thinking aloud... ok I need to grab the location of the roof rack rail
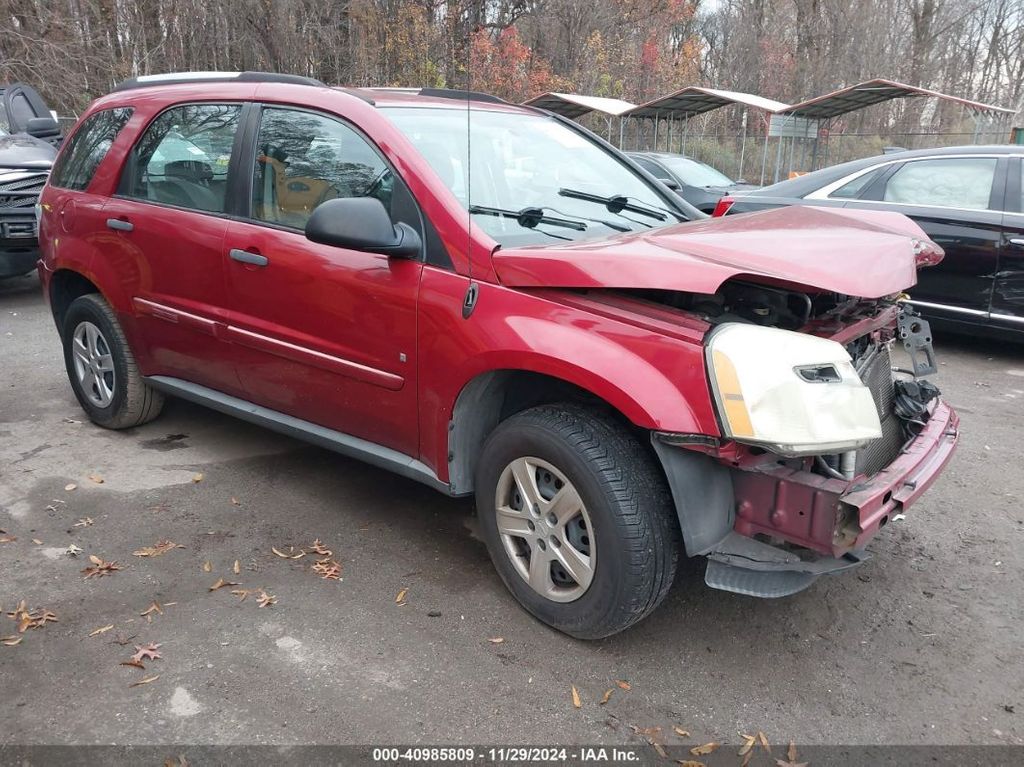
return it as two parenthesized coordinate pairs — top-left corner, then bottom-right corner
(112, 71), (325, 92)
(417, 88), (506, 104)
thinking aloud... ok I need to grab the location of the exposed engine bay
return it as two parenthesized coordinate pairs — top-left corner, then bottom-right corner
(623, 279), (944, 481)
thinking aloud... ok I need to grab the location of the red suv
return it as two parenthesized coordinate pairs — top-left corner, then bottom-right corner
(38, 72), (958, 638)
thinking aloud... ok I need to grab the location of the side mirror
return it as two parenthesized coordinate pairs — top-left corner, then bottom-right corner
(305, 197), (421, 258)
(25, 116), (60, 139)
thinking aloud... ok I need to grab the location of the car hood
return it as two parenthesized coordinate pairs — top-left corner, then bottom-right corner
(492, 205), (926, 299)
(0, 133), (56, 168)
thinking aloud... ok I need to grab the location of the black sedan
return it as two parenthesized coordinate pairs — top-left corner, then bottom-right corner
(627, 151), (756, 214)
(715, 145), (1024, 340)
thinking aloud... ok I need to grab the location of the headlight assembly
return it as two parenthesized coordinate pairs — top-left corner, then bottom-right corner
(706, 323), (882, 456)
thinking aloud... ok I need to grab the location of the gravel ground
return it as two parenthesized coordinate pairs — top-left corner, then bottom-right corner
(1, 271), (1021, 751)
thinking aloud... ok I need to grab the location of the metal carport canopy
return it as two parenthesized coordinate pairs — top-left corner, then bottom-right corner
(781, 78), (1016, 119)
(522, 92), (637, 119)
(625, 86), (789, 119)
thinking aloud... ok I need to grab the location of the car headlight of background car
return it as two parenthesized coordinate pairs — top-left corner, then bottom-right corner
(706, 323), (881, 456)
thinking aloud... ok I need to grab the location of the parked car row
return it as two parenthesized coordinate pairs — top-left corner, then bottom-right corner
(35, 72), (958, 638)
(713, 145), (1024, 340)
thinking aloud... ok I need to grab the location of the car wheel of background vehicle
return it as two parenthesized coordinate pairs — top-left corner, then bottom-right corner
(62, 294), (164, 429)
(475, 404), (680, 639)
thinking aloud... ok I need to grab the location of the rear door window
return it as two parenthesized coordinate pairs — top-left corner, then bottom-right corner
(121, 104), (241, 213)
(880, 157), (998, 210)
(828, 166), (885, 199)
(49, 107), (133, 191)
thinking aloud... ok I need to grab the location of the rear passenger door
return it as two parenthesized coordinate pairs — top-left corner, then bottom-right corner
(994, 156), (1024, 332)
(849, 155), (1005, 324)
(102, 102), (246, 396)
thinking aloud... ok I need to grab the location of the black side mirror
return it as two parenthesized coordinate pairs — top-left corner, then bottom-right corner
(305, 197), (421, 258)
(25, 116), (60, 139)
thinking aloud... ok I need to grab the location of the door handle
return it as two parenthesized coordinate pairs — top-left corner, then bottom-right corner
(1009, 238), (1024, 248)
(106, 218), (133, 232)
(229, 249), (269, 267)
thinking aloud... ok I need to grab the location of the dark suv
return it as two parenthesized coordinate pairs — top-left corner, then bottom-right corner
(38, 72), (957, 638)
(0, 82), (62, 278)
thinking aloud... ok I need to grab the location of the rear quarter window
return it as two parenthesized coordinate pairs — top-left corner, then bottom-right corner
(50, 107), (133, 191)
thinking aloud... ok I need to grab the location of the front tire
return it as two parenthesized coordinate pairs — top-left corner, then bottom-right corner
(62, 294), (164, 429)
(475, 405), (680, 639)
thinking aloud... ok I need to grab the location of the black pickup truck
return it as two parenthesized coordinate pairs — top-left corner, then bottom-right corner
(0, 82), (62, 278)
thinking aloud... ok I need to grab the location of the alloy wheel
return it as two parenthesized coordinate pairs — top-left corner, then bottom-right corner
(71, 321), (115, 408)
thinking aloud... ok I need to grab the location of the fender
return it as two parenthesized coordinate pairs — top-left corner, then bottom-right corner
(416, 268), (721, 486)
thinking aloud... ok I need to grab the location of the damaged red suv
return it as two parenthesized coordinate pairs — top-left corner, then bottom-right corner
(37, 73), (958, 638)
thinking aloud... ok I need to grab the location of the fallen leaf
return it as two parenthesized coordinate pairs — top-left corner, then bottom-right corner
(676, 762), (705, 767)
(758, 731), (771, 753)
(32, 538), (42, 545)
(202, 561), (212, 572)
(272, 546), (305, 560)
(739, 734), (757, 756)
(600, 689), (613, 705)
(6, 600), (27, 619)
(120, 659), (146, 670)
(129, 674), (160, 687)
(690, 743), (719, 756)
(140, 602), (163, 621)
(309, 539), (332, 556)
(395, 588), (408, 605)
(65, 483), (77, 491)
(192, 473), (203, 483)
(256, 590), (277, 608)
(636, 726), (662, 738)
(0, 536), (15, 543)
(131, 643), (162, 663)
(571, 686), (581, 709)
(88, 474), (104, 484)
(89, 624), (115, 637)
(82, 557), (122, 578)
(652, 743), (668, 759)
(311, 558), (342, 580)
(487, 637), (505, 644)
(208, 578), (239, 591)
(615, 679), (631, 690)
(73, 517), (94, 528)
(230, 588), (253, 602)
(789, 742), (797, 762)
(66, 544), (83, 556)
(2, 635), (23, 646)
(673, 726), (691, 737)
(133, 540), (182, 557)
(233, 560), (240, 574)
(230, 497), (240, 506)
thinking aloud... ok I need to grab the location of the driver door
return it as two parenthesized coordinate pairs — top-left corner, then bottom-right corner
(222, 105), (423, 455)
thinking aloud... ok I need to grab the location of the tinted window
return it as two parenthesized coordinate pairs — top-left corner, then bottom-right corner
(122, 104), (240, 213)
(634, 157), (672, 181)
(882, 158), (997, 210)
(251, 107), (392, 229)
(829, 166), (884, 199)
(659, 156), (733, 187)
(49, 108), (133, 191)
(9, 93), (36, 128)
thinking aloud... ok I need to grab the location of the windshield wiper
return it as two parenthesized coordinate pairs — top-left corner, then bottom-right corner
(469, 205), (587, 231)
(558, 188), (682, 222)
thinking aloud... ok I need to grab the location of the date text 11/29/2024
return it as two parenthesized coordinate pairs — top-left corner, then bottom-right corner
(372, 747), (643, 762)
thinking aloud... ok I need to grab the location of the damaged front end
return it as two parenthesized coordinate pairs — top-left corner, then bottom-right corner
(649, 280), (959, 598)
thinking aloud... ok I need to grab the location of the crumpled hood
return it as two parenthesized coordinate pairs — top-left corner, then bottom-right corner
(0, 133), (56, 168)
(492, 205), (928, 299)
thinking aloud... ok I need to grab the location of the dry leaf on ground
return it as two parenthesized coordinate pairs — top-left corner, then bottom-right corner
(615, 679), (631, 690)
(256, 591), (277, 608)
(0, 536), (15, 543)
(676, 762), (705, 767)
(758, 732), (771, 753)
(140, 602), (163, 621)
(89, 624), (114, 637)
(487, 637), (504, 644)
(1, 635), (22, 646)
(309, 539), (332, 556)
(739, 734), (757, 756)
(571, 686), (582, 709)
(600, 689), (613, 705)
(208, 578), (239, 591)
(133, 540), (182, 557)
(130, 674), (160, 687)
(230, 589), (254, 602)
(202, 561), (212, 572)
(131, 643), (162, 663)
(272, 546), (305, 560)
(673, 726), (691, 737)
(690, 743), (719, 757)
(88, 474), (104, 484)
(395, 588), (408, 605)
(65, 483), (77, 491)
(120, 659), (146, 670)
(192, 473), (204, 483)
(82, 555), (122, 578)
(230, 497), (240, 506)
(73, 518), (94, 527)
(311, 559), (342, 580)
(66, 544), (83, 557)
(233, 560), (240, 574)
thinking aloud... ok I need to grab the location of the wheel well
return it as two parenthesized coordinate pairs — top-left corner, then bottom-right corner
(447, 370), (644, 495)
(50, 270), (100, 335)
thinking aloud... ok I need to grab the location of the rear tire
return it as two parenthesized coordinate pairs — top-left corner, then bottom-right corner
(475, 404), (680, 639)
(62, 294), (164, 429)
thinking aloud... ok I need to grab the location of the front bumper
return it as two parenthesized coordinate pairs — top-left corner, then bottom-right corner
(0, 239), (39, 278)
(704, 399), (958, 597)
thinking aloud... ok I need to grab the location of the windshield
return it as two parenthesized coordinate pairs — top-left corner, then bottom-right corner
(660, 156), (734, 188)
(384, 107), (681, 246)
